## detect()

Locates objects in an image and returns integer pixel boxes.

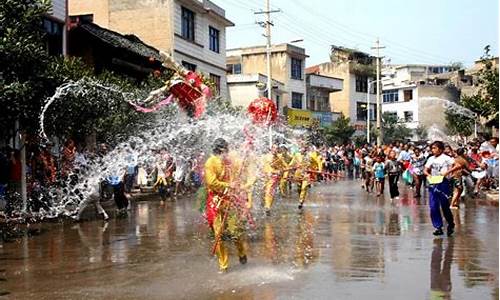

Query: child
[424,141,455,236]
[450,148,469,209]
[373,155,385,196]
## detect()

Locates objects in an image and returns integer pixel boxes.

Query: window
[404,111,413,122]
[356,102,368,121]
[355,76,368,93]
[404,90,413,101]
[233,63,241,74]
[276,95,280,110]
[209,26,219,53]
[182,61,196,71]
[181,7,195,41]
[226,63,241,74]
[291,92,303,109]
[291,58,302,80]
[209,73,221,94]
[44,18,63,56]
[357,102,376,121]
[382,89,399,103]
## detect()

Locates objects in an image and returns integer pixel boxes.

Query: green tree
[0,0,52,136]
[41,58,173,143]
[415,125,428,140]
[445,46,499,136]
[324,113,355,145]
[306,119,326,147]
[0,0,174,144]
[381,112,412,143]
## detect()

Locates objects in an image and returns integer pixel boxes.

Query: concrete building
[45,0,68,56]
[305,72,343,127]
[381,64,461,139]
[306,46,376,133]
[382,64,457,87]
[69,0,234,98]
[226,43,308,112]
[227,74,285,109]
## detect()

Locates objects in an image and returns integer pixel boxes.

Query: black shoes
[239,255,247,265]
[433,225,454,237]
[447,224,455,237]
[298,203,303,210]
[433,228,444,236]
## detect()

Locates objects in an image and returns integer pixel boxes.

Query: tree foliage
[306,120,326,147]
[446,46,499,136]
[0,0,52,135]
[0,0,174,145]
[324,113,355,145]
[381,112,412,143]
[415,124,428,140]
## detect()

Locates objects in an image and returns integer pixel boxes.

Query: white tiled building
[382,64,460,138]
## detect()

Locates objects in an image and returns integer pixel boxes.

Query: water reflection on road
[0,180,498,299]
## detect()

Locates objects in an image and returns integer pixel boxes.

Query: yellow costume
[288,150,323,206]
[262,152,287,211]
[204,154,247,272]
[279,150,293,196]
[228,150,256,209]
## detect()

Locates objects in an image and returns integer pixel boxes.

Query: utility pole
[255,0,280,103]
[255,1,280,149]
[371,38,385,146]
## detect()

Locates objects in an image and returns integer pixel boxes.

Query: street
[0,180,498,300]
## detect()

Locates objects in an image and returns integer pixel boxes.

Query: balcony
[307,74,343,91]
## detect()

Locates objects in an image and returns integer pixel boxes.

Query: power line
[224,0,459,65]
[287,0,463,64]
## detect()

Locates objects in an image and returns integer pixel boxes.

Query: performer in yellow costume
[279,145,293,196]
[204,138,247,273]
[289,146,323,209]
[262,145,287,215]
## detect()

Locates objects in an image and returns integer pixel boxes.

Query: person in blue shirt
[373,155,386,197]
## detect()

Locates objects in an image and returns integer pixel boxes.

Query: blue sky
[212,0,499,67]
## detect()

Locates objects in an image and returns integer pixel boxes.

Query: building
[306,46,376,133]
[44,0,68,56]
[382,64,458,87]
[381,64,461,138]
[68,20,164,80]
[227,74,285,109]
[69,0,234,98]
[305,72,343,127]
[226,43,308,112]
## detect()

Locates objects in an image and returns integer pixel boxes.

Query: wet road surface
[0,179,498,299]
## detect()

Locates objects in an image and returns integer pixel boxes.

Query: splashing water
[419,96,476,118]
[418,97,476,145]
[33,79,300,220]
[39,78,136,141]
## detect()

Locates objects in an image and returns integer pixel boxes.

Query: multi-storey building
[69,0,233,98]
[226,43,308,113]
[381,64,460,138]
[305,72,343,127]
[227,73,286,109]
[306,46,376,133]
